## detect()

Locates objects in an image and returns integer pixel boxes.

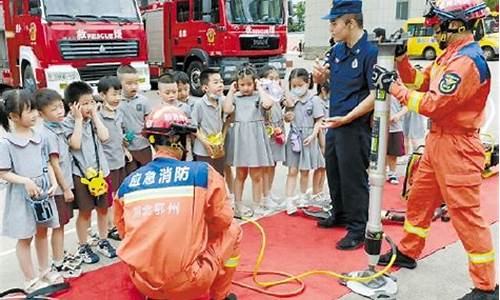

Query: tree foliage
[288,1,305,32]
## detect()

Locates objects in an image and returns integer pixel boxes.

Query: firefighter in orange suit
[114,106,241,300]
[373,1,498,299]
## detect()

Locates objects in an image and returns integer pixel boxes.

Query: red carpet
[55,177,499,300]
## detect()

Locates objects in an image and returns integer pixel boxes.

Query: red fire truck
[141,0,288,96]
[0,0,150,95]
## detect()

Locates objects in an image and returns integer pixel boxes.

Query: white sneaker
[87,230,100,247]
[52,261,82,278]
[263,197,280,211]
[254,205,270,216]
[286,197,298,215]
[269,194,285,209]
[270,193,281,202]
[297,193,310,208]
[40,268,64,284]
[388,175,400,185]
[25,277,49,293]
[235,203,254,219]
[310,193,333,212]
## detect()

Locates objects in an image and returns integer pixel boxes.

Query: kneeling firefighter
[373,0,498,299]
[114,106,241,300]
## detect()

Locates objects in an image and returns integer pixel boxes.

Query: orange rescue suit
[389,35,495,291]
[115,151,242,300]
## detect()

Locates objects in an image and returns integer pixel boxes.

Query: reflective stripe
[404,220,429,238]
[406,70,425,90]
[123,186,194,205]
[407,91,424,113]
[468,250,495,264]
[224,255,240,268]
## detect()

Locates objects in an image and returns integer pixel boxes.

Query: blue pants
[325,119,371,235]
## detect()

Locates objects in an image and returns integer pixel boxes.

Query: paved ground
[0,55,498,299]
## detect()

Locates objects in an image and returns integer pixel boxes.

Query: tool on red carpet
[232,217,397,298]
[381,204,450,225]
[0,282,69,299]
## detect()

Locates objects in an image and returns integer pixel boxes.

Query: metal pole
[365,42,397,268]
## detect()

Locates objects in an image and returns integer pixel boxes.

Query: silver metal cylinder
[366,44,397,235]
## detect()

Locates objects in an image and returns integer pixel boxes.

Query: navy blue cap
[322,0,362,20]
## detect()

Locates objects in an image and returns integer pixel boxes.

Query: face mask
[207,93,221,101]
[291,86,308,98]
[45,121,60,129]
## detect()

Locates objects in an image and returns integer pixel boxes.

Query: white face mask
[291,86,308,98]
[262,79,283,102]
[207,92,221,101]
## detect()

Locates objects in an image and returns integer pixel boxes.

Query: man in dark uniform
[313,0,378,250]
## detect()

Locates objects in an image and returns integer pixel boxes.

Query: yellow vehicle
[403,16,499,60]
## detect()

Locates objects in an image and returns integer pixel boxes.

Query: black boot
[336,232,365,250]
[317,214,347,228]
[378,247,417,269]
[458,285,499,300]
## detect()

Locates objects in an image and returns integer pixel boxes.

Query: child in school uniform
[157,72,191,118]
[61,81,116,264]
[284,68,325,215]
[0,90,62,291]
[387,98,407,184]
[35,88,82,278]
[223,112,235,206]
[259,66,286,207]
[173,71,197,162]
[117,65,153,175]
[311,81,330,204]
[191,68,226,175]
[174,71,197,112]
[223,65,274,217]
[97,76,130,241]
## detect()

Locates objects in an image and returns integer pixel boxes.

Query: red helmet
[434,0,489,23]
[143,106,196,139]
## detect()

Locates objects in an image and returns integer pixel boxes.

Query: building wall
[304,0,427,59]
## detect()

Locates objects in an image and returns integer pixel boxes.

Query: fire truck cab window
[16,0,24,15]
[194,0,219,23]
[43,0,140,22]
[226,0,283,25]
[177,1,189,22]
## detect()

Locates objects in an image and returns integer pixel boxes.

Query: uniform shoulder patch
[438,73,461,95]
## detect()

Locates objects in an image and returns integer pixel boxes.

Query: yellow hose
[241,217,398,289]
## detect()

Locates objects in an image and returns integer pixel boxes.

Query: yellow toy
[81,167,108,197]
[481,133,499,178]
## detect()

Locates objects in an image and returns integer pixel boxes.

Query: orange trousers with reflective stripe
[399,131,496,291]
[132,220,242,300]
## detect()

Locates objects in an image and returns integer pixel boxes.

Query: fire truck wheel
[187,60,205,97]
[22,65,37,93]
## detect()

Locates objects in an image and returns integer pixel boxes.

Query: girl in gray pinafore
[0,90,61,290]
[311,81,330,202]
[223,65,274,217]
[259,66,286,205]
[284,68,325,215]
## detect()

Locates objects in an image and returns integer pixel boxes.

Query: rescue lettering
[128,166,192,188]
[132,201,181,218]
[76,29,123,40]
